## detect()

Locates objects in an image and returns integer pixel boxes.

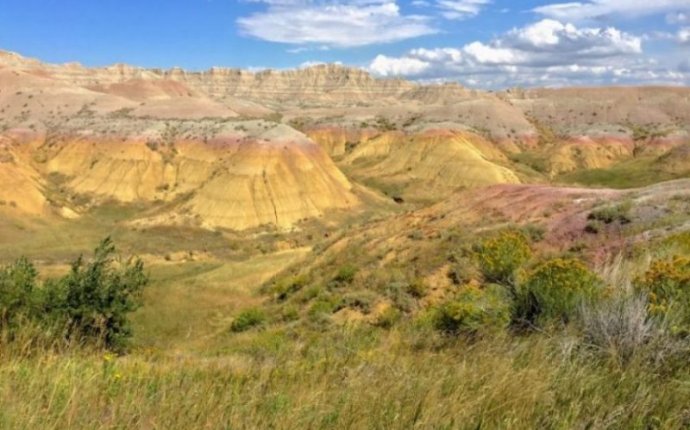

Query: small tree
[0,238,147,352]
[0,257,39,330]
[56,237,148,351]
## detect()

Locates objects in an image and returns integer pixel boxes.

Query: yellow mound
[546,137,635,175]
[39,129,359,231]
[0,138,47,215]
[339,129,520,197]
[658,143,690,174]
[181,141,358,230]
[306,128,378,157]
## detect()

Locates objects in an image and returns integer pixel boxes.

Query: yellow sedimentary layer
[329,129,520,193]
[546,137,635,175]
[0,138,47,214]
[39,133,358,230]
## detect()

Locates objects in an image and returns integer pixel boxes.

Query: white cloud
[370,55,431,76]
[237,0,437,47]
[299,60,343,68]
[368,19,689,87]
[642,31,676,41]
[464,19,642,67]
[679,27,690,43]
[463,41,522,64]
[667,11,690,24]
[435,0,491,20]
[534,0,690,22]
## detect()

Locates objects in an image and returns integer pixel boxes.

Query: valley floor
[2,181,690,429]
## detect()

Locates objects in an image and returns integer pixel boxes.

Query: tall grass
[2,324,690,429]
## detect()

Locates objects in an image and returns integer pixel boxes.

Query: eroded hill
[1,49,689,232]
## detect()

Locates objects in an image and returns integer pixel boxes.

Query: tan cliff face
[1,52,416,108]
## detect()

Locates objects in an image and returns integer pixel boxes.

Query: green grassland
[557,156,685,189]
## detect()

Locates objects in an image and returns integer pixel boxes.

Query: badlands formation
[1,50,690,230]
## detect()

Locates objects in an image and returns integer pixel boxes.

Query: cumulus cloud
[368,19,689,87]
[371,19,641,72]
[370,54,431,76]
[237,0,437,47]
[534,0,690,22]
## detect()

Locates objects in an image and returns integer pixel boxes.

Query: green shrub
[432,285,511,337]
[57,238,148,350]
[231,308,266,332]
[272,275,309,301]
[296,285,324,303]
[475,231,532,286]
[0,257,39,329]
[588,202,632,225]
[584,220,603,234]
[333,265,358,284]
[1,238,147,351]
[520,223,546,242]
[307,296,343,326]
[341,290,377,313]
[634,256,690,334]
[663,231,690,254]
[382,281,415,312]
[307,292,344,321]
[518,258,602,326]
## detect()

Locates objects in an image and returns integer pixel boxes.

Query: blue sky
[1,0,689,87]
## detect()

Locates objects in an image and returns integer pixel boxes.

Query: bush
[341,290,377,313]
[634,256,690,334]
[588,202,632,225]
[520,223,546,242]
[579,295,655,366]
[272,275,309,301]
[584,220,603,234]
[230,308,266,332]
[59,238,148,350]
[333,265,358,285]
[432,284,511,338]
[518,258,602,326]
[475,231,532,286]
[0,238,147,351]
[0,257,39,329]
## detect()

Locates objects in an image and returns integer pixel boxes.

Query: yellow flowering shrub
[518,258,602,325]
[475,231,532,285]
[635,257,690,331]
